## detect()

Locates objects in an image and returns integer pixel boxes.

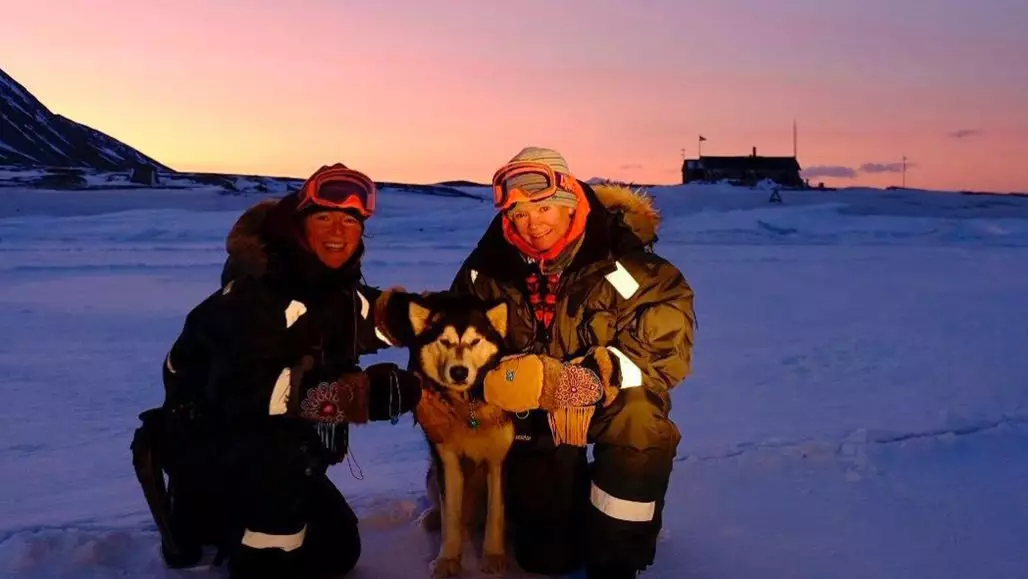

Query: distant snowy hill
[0,165,490,202]
[0,67,170,171]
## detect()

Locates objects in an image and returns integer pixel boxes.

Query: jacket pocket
[580,308,616,350]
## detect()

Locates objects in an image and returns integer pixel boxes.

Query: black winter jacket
[161,195,392,462]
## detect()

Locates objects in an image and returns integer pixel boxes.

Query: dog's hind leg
[433,447,464,578]
[479,458,508,574]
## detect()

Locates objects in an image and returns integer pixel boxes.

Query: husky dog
[400,291,515,577]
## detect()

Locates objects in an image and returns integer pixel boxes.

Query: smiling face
[303,210,364,269]
[508,203,575,252]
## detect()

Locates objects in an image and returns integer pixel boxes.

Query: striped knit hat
[505,147,580,212]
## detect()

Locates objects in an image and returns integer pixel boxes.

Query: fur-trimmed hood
[221,181,661,284]
[588,181,660,245]
[224,198,281,281]
[220,193,365,286]
[463,179,663,281]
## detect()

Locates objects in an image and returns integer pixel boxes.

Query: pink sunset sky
[4,0,1027,192]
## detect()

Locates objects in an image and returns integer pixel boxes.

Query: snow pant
[506,387,681,576]
[228,473,360,579]
[168,420,361,579]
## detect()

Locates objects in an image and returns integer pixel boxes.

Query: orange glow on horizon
[4,1,1026,193]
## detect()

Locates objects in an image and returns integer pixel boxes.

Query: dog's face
[408,295,508,392]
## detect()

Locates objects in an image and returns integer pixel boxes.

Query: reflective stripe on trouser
[590,482,655,522]
[241,525,307,552]
[235,426,317,560]
[586,387,680,570]
[231,475,362,579]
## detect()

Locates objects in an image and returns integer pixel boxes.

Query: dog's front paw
[480,552,508,574]
[432,556,462,578]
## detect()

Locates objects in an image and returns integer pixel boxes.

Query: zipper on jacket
[351,288,359,361]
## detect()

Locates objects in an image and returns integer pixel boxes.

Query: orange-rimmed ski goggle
[491,161,584,210]
[297,165,377,218]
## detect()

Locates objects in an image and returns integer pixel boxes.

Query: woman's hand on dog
[365,362,423,421]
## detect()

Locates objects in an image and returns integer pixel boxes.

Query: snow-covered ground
[1,182,1027,579]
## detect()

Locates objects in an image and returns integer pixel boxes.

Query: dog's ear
[485,301,508,338]
[409,300,433,336]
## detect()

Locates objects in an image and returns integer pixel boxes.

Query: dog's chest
[440,420,515,463]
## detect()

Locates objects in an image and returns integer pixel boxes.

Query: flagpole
[793,120,797,158]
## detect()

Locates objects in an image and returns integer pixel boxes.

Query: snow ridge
[678,413,1028,463]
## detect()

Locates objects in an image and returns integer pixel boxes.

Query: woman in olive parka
[451,147,696,579]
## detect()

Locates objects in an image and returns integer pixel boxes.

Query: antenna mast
[793,119,798,158]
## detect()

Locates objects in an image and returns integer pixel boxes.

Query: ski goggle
[296,165,377,218]
[491,161,583,210]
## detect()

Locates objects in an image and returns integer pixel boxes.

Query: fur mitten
[483,354,605,447]
[482,354,548,413]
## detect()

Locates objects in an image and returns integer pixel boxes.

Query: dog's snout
[449,365,470,383]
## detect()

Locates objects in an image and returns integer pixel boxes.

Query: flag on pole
[699,135,707,141]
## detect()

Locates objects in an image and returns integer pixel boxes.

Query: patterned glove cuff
[299,374,370,424]
[541,363,603,409]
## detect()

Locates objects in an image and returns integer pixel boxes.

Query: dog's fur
[395,291,515,577]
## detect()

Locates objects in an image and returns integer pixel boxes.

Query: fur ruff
[222,182,659,282]
[590,182,660,244]
[224,198,279,279]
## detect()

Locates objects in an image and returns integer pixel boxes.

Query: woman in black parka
[141,163,421,579]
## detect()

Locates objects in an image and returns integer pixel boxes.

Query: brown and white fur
[403,292,515,578]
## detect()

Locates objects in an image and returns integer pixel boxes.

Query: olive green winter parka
[450,181,695,395]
